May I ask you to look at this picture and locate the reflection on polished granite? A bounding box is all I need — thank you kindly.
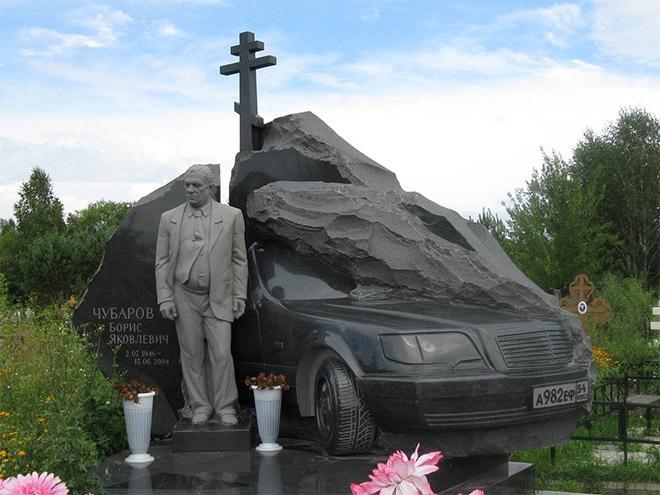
[100,438,533,494]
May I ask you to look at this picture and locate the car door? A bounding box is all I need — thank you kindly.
[250,244,297,378]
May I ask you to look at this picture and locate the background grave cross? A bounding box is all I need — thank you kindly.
[560,273,612,334]
[220,31,277,152]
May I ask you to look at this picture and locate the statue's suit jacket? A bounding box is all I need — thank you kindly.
[155,200,248,322]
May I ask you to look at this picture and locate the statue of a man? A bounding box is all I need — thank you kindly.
[155,164,247,425]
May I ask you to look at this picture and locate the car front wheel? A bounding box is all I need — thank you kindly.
[315,358,376,455]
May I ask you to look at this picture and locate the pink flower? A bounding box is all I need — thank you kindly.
[0,472,68,495]
[463,491,485,495]
[351,444,443,495]
[350,483,371,495]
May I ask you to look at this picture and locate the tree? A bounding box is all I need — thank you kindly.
[66,200,132,295]
[474,208,508,246]
[0,169,131,303]
[0,219,22,297]
[573,107,660,288]
[14,167,65,241]
[503,151,614,291]
[66,200,131,236]
[17,231,84,303]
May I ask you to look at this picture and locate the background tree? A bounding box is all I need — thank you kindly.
[474,208,508,246]
[65,200,132,295]
[498,152,614,291]
[14,167,65,241]
[66,200,130,235]
[573,107,660,289]
[0,169,132,304]
[0,219,22,297]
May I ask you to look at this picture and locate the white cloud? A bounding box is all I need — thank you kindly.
[19,6,132,56]
[500,3,582,31]
[0,182,20,221]
[155,20,184,38]
[492,3,583,49]
[592,0,660,64]
[27,56,229,108]
[531,3,582,30]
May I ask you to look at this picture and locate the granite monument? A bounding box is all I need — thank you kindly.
[155,164,247,426]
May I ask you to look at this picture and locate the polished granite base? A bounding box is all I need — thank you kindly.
[172,415,251,452]
[101,438,533,494]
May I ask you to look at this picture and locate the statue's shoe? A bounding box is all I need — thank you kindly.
[192,412,210,425]
[220,412,238,426]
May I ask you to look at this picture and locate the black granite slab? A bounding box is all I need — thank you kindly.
[100,439,533,494]
[172,416,251,452]
[73,166,221,436]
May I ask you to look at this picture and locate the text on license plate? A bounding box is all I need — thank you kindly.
[533,381,589,409]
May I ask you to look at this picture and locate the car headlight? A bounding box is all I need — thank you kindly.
[380,332,484,368]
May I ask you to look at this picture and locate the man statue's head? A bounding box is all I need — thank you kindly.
[184,165,214,208]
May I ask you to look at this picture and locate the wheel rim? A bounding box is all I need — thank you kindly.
[316,377,333,441]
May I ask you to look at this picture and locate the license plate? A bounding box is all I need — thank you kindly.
[532,380,589,408]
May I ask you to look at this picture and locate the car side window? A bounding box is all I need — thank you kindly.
[256,243,354,301]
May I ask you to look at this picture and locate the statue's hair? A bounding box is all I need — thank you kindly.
[184,165,214,185]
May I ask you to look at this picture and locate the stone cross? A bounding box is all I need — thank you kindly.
[220,31,277,152]
[560,273,612,333]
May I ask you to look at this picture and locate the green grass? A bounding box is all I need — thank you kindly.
[512,407,660,493]
[0,300,125,494]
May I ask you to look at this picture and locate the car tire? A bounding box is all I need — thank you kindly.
[315,358,376,455]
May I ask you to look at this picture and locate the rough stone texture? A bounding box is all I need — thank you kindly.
[248,182,557,317]
[73,165,221,436]
[229,111,400,213]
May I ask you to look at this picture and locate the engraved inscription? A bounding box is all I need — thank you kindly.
[93,306,170,367]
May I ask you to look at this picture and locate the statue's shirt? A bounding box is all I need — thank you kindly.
[175,201,211,292]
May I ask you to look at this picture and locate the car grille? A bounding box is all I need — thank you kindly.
[497,328,572,369]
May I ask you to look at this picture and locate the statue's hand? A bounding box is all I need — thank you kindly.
[160,301,178,320]
[233,298,246,319]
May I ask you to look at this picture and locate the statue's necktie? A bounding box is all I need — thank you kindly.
[193,209,204,241]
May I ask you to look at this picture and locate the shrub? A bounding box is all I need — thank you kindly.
[0,297,125,493]
[590,274,656,373]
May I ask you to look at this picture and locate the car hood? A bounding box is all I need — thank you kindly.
[280,298,560,333]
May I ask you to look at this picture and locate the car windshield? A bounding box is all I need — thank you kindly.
[255,243,355,301]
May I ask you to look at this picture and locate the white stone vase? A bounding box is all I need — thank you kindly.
[123,391,156,465]
[253,387,283,452]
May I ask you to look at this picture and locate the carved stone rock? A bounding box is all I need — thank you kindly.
[230,111,401,213]
[233,111,594,416]
[247,181,558,317]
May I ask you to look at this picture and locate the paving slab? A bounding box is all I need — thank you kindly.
[100,438,534,494]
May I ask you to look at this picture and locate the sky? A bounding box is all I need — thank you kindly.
[1,0,660,222]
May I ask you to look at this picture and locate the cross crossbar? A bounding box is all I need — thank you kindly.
[230,40,264,55]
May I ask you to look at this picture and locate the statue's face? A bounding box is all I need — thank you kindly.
[184,176,212,208]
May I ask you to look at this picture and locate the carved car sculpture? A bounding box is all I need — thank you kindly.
[233,241,591,456]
